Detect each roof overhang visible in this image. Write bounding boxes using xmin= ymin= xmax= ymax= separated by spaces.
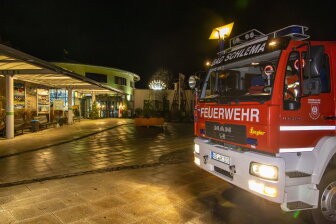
xmin=0 ymin=43 xmax=126 ymax=95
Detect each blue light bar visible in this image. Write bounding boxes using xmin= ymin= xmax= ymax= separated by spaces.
xmin=268 ymin=25 xmax=309 ymax=40
xmin=220 ymin=25 xmax=310 ymax=55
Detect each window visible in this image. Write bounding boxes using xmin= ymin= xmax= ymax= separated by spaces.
xmin=50 ymin=89 xmax=68 ymax=109
xmin=85 ymin=73 xmax=107 ymax=83
xmin=115 ymin=76 xmax=127 ymax=86
xmin=320 ymin=54 xmax=331 ymax=93
xmin=284 ymin=51 xmax=301 ymax=101
xmin=201 ymin=50 xmax=281 ymax=102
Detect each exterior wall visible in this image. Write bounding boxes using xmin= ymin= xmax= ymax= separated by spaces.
xmin=53 ymin=63 xmax=139 ymax=97
xmin=134 ymin=89 xmax=195 ymax=111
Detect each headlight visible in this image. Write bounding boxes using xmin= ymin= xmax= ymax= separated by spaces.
xmin=248 ymin=180 xmax=277 ymax=197
xmin=194 ymin=144 xmax=200 ymax=154
xmin=194 ymin=157 xmax=200 ymax=166
xmin=250 ymin=162 xmax=278 ymax=181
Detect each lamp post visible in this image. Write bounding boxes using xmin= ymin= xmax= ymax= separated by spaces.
xmin=209 ymin=22 xmax=234 ymax=51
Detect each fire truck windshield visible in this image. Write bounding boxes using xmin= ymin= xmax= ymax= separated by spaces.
xmin=200 ymin=50 xmax=281 ymax=103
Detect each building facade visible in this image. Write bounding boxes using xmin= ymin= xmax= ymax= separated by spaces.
xmin=53 ymin=63 xmax=140 ymax=118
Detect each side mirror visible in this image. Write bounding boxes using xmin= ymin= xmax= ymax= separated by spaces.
xmin=188 ymin=75 xmax=200 ymax=89
xmin=304 ymin=45 xmax=324 ymax=78
xmin=303 ymin=45 xmax=324 ymax=95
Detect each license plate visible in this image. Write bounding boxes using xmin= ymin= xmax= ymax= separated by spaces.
xmin=211 ymin=152 xmax=230 ymax=165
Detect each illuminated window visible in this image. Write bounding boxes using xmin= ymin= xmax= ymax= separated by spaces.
xmin=115 ymin=76 xmax=127 ymax=86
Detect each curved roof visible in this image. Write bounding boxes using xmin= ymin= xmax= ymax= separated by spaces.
xmin=53 ymin=62 xmax=140 ymax=82
xmin=0 ymin=44 xmax=125 ymax=95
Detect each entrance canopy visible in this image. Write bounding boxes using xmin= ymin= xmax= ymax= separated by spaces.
xmin=0 ymin=43 xmax=125 ymax=95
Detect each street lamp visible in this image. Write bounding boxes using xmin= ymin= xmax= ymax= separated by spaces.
xmin=209 ymin=22 xmax=234 ymax=51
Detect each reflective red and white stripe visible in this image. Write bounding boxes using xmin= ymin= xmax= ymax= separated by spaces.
xmin=279 ymin=147 xmax=314 ymax=153
xmin=280 ymin=126 xmax=336 ymax=131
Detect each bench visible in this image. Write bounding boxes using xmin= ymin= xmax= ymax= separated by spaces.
xmin=14 ymin=118 xmax=31 ymax=135
xmin=73 ymin=116 xmax=81 ymax=123
xmin=0 ymin=118 xmax=5 ymax=137
xmin=34 ymin=115 xmax=56 ymax=129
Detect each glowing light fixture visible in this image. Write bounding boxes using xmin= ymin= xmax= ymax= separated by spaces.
xmin=194 ymin=144 xmax=200 ymax=154
xmin=269 ymin=40 xmax=277 ymax=46
xmin=209 ymin=22 xmax=234 ymax=40
xmin=149 ymin=80 xmax=167 ymax=90
xmin=248 ymin=180 xmax=277 ymax=197
xmin=250 ymin=162 xmax=278 ymax=180
xmin=194 ymin=157 xmax=201 ymax=166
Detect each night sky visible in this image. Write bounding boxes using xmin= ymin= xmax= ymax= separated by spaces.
xmin=0 ymin=0 xmax=335 ymax=88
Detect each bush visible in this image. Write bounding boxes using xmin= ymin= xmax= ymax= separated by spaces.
xmin=122 ymin=110 xmax=128 ymax=118
xmin=135 ymin=108 xmax=143 ymax=117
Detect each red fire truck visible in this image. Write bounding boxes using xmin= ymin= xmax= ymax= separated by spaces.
xmin=189 ymin=25 xmax=336 ymax=223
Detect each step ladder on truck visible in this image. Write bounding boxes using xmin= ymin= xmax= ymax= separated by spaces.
xmin=188 ymin=24 xmax=336 ymax=224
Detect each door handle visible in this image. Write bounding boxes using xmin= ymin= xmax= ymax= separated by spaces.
xmin=323 ymin=116 xmax=336 ymax=120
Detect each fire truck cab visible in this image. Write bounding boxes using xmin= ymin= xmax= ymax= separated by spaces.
xmin=190 ymin=25 xmax=336 ymax=223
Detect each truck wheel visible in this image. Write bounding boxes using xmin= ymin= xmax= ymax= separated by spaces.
xmin=312 ymin=169 xmax=336 ymax=224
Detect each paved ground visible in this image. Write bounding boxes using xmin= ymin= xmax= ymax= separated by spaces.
xmin=0 ymin=118 xmax=132 ymax=157
xmin=0 ymin=119 xmax=313 ymax=223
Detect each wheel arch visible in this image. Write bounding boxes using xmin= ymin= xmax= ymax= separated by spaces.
xmin=312 ymin=136 xmax=336 ymax=185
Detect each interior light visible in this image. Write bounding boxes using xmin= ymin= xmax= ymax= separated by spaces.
xmin=269 ymin=41 xmax=277 ymax=46
xmin=251 ymin=62 xmax=259 ymax=66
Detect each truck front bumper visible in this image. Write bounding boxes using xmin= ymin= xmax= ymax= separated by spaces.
xmin=194 ymin=137 xmax=286 ymax=204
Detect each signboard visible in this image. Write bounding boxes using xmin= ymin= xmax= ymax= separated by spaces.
xmin=14 ymin=83 xmax=25 ymax=109
xmin=53 ymin=99 xmax=64 ymax=110
xmin=211 ymin=37 xmax=290 ymax=68
xmin=229 ymin=29 xmax=265 ymax=47
xmin=205 ymin=121 xmax=247 ymax=145
xmin=37 ymin=88 xmax=50 ymax=114
xmin=26 ymin=84 xmax=37 ymax=110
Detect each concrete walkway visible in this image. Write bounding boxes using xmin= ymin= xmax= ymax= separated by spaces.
xmin=0 ymin=118 xmax=133 ymax=158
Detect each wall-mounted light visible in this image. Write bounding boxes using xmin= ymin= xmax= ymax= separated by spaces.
xmin=149 ymin=80 xmax=167 ymax=90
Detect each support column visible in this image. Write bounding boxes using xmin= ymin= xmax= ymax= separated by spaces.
xmin=92 ymin=92 xmax=96 ymax=103
xmin=67 ymin=88 xmax=73 ymax=125
xmin=5 ymin=74 xmax=14 ymax=139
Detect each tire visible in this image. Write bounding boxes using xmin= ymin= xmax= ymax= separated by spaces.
xmin=312 ymin=169 xmax=336 ymax=224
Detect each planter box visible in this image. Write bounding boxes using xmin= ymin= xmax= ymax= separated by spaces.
xmin=135 ymin=117 xmax=164 ymax=127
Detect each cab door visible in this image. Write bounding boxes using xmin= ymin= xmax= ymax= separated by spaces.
xmin=279 ymin=48 xmax=335 ymax=152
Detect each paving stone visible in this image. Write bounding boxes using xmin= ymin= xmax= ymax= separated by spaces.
xmin=88 ymin=209 xmax=135 ymax=224
xmin=155 ymin=206 xmax=198 ymax=224
xmin=35 ymin=198 xmax=68 ymax=213
xmin=92 ymin=195 xmax=126 ymax=209
xmin=0 ymin=210 xmax=16 ymax=224
xmin=118 ymin=201 xmax=160 ymax=219
xmin=10 ymin=205 xmax=47 ymax=221
xmin=14 ymin=214 xmax=62 ymax=224
xmin=53 ymin=204 xmax=97 ymax=223
xmin=133 ymin=215 xmax=168 ymax=224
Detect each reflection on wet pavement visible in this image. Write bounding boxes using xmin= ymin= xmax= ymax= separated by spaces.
xmin=0 ymin=122 xmax=312 ymax=223
xmin=0 ymin=123 xmax=193 ymax=184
